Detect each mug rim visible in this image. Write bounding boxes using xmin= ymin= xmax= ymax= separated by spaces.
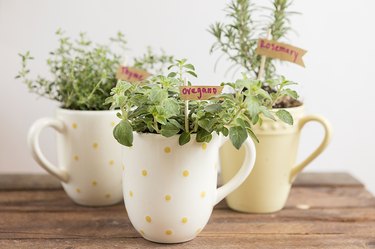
xmin=56 ymin=107 xmax=119 ymax=115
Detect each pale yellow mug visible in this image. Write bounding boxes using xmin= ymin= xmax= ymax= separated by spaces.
xmin=219 ymin=105 xmax=332 ymax=213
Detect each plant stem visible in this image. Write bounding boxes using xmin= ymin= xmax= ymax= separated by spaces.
xmin=154 ymin=119 xmax=160 ymax=133
xmin=225 ymin=106 xmax=244 ymax=126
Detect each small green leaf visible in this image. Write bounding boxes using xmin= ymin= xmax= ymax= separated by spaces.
xmin=186 ymin=70 xmax=197 ymax=78
xmin=246 ymin=128 xmax=259 ymax=143
xmin=183 ymin=64 xmax=195 ymax=70
xmin=167 ymin=72 xmax=177 ymax=78
xmin=260 ymin=107 xmax=276 ymax=121
xmin=204 ymin=103 xmax=222 ymax=113
xmin=276 ymin=109 xmax=293 ymax=125
xmin=161 ymin=122 xmax=180 ymax=137
xmin=149 ymin=87 xmax=168 ymax=103
xmin=196 ymin=129 xmax=212 ymax=143
xmin=222 ymin=127 xmax=229 ymax=136
xmin=169 ymin=119 xmax=184 ymax=129
xmin=229 ymin=126 xmax=248 ymax=150
xmin=284 ymin=89 xmax=299 ymax=99
xmin=179 ymin=132 xmax=191 ymax=145
xmin=113 ymin=120 xmax=133 ymax=147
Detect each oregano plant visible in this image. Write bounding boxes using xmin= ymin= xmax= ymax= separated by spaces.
xmin=106 ymin=59 xmax=299 ymax=149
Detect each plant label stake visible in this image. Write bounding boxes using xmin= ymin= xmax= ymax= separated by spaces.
xmin=179 ymin=86 xmax=224 ymax=101
xmin=183 ymin=78 xmax=189 ymax=132
xmin=257 ymin=30 xmax=272 ymax=80
xmin=116 ymin=66 xmax=151 ymax=83
xmin=256 ymin=37 xmax=307 ymax=79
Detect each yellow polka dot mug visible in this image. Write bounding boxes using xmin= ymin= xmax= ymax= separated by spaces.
xmin=122 ymin=133 xmax=256 ymax=243
xmin=28 ymin=108 xmax=123 ymax=206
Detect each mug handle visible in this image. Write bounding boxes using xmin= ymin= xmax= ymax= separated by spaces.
xmin=289 ymin=115 xmax=332 ymax=183
xmin=27 ymin=117 xmax=70 ymax=183
xmin=214 ymin=137 xmax=256 ymax=205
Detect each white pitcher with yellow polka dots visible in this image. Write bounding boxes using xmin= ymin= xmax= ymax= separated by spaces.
xmin=122 ymin=133 xmax=256 ymax=243
xmin=28 ymin=108 xmax=123 ymax=206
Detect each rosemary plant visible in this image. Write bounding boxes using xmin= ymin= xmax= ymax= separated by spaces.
xmin=209 ymin=0 xmax=296 ymax=79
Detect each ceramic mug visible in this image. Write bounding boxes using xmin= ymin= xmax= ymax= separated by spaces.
xmin=220 ymin=105 xmax=332 ymax=213
xmin=28 ymin=108 xmax=123 ymax=206
xmin=122 ymin=133 xmax=256 ymax=243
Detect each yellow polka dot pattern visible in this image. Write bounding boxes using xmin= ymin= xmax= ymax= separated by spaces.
xmin=92 ymin=180 xmax=97 ymax=187
xmin=125 ymin=143 xmax=212 ymax=238
xmin=111 ymin=121 xmax=116 ymax=127
xmin=109 ymin=160 xmax=114 ymax=166
xmin=164 ymin=147 xmax=171 ymax=153
xmin=92 ymin=143 xmax=99 ymax=149
xmin=142 ymin=170 xmax=148 ymax=176
xmin=182 ymin=170 xmax=189 ymax=177
xmin=145 ymin=216 xmax=152 ymax=223
xmin=72 ymin=123 xmax=78 ymax=129
xmin=165 ymin=195 xmax=171 ymax=202
xmin=76 ymin=188 xmax=81 ymax=193
xmin=202 ymin=143 xmax=207 ymax=150
xmin=73 ymin=155 xmax=79 ymax=161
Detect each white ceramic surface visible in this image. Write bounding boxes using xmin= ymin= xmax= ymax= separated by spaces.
xmin=28 ymin=108 xmax=123 ymax=206
xmin=122 ymin=133 xmax=256 ymax=243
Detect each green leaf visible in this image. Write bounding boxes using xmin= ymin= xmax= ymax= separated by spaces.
xmin=196 ymin=129 xmax=212 ymax=143
xmin=283 ymin=89 xmax=299 ymax=99
xmin=113 ymin=120 xmax=133 ymax=147
xmin=229 ymin=126 xmax=248 ymax=150
xmin=186 ymin=70 xmax=198 ymax=78
xmin=149 ymin=87 xmax=168 ymax=103
xmin=183 ymin=64 xmax=195 ymax=70
xmin=167 ymin=72 xmax=177 ymax=78
xmin=179 ymin=132 xmax=191 ymax=145
xmin=204 ymin=103 xmax=222 ymax=113
xmin=246 ymin=96 xmax=261 ymax=117
xmin=169 ymin=119 xmax=184 ymax=130
xmin=222 ymin=127 xmax=229 ymax=136
xmin=276 ymin=109 xmax=293 ymax=125
xmin=260 ymin=107 xmax=276 ymax=121
xmin=161 ymin=122 xmax=180 ymax=137
xmin=162 ymin=98 xmax=180 ymax=117
xmin=246 ymin=128 xmax=259 ymax=143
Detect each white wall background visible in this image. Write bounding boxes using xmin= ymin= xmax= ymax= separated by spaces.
xmin=1 ymin=0 xmax=374 ymax=193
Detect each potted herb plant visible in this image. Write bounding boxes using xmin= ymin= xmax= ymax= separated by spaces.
xmin=106 ymin=59 xmax=261 ymax=243
xmin=17 ymin=30 xmax=173 ymax=206
xmin=210 ymin=0 xmax=332 ymax=213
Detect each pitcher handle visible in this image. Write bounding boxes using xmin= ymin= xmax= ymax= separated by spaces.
xmin=289 ymin=115 xmax=332 ymax=183
xmin=214 ymin=137 xmax=256 ymax=205
xmin=27 ymin=117 xmax=69 ymax=183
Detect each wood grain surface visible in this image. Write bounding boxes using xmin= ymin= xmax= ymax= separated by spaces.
xmin=0 ymin=172 xmax=374 ymax=248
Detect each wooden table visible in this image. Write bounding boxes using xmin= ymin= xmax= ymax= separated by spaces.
xmin=0 ymin=172 xmax=374 ymax=248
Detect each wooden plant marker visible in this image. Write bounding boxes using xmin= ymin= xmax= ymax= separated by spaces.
xmin=180 ymin=83 xmax=223 ymax=133
xmin=116 ymin=66 xmax=151 ymax=83
xmin=179 ymin=86 xmax=224 ymax=101
xmin=256 ymin=30 xmax=307 ymax=80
